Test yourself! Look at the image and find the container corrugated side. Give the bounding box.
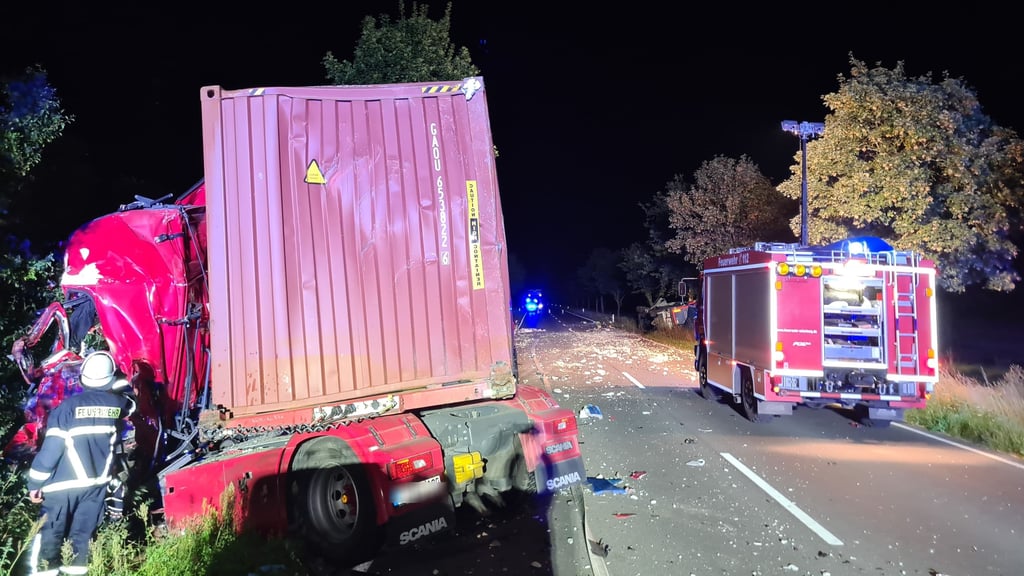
[200,78,513,416]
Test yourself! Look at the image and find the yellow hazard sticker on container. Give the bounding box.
[467,181,484,289]
[305,160,326,185]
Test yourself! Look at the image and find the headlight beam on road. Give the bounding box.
[720,452,844,546]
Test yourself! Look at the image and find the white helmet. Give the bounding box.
[80,351,118,390]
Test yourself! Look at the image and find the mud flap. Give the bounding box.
[384,495,457,548]
[535,455,587,493]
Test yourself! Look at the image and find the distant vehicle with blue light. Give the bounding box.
[523,289,545,314]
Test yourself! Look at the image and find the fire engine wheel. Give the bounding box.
[697,350,714,401]
[290,449,381,564]
[740,369,759,423]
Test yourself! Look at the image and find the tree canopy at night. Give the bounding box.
[778,55,1024,293]
[322,1,478,85]
[661,155,797,266]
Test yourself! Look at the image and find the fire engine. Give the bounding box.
[692,236,939,425]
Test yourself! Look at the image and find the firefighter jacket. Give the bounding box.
[27,388,136,494]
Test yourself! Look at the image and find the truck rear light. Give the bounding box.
[542,415,577,436]
[926,348,937,370]
[389,452,434,480]
[773,342,784,362]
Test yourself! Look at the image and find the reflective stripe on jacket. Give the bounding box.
[27,389,135,494]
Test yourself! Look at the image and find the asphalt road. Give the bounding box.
[348,307,1024,576]
[523,307,1024,576]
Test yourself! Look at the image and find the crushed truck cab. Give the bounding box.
[5,77,585,566]
[694,237,939,425]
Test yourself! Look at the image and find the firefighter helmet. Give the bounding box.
[80,351,117,390]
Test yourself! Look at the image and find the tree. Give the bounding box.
[1,67,74,229]
[577,247,626,316]
[620,242,662,308]
[663,155,796,266]
[323,2,479,85]
[0,69,72,434]
[620,193,689,308]
[778,55,1024,293]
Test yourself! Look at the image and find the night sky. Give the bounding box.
[3,2,1021,304]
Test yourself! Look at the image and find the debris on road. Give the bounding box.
[590,538,610,557]
[578,404,604,420]
[629,470,647,479]
[613,512,636,518]
[685,459,705,467]
[586,476,628,495]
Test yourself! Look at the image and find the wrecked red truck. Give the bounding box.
[5,78,586,563]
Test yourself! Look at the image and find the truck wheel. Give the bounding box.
[511,436,538,494]
[290,446,381,565]
[740,369,759,423]
[697,349,714,401]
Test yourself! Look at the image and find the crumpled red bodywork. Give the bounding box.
[5,184,208,470]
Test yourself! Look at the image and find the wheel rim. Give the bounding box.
[308,466,361,539]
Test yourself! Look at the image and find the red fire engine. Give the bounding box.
[693,237,939,425]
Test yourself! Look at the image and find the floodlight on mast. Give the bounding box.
[781,120,825,246]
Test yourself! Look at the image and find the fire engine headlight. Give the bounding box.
[811,265,822,277]
[777,263,790,276]
[795,264,806,277]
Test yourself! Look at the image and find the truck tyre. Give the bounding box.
[740,368,759,423]
[697,348,714,401]
[289,442,381,565]
[697,348,712,400]
[511,436,538,494]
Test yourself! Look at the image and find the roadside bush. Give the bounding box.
[906,365,1024,457]
[0,240,62,576]
[0,242,61,438]
[90,485,308,576]
[0,468,40,576]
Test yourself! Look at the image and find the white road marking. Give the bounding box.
[720,452,844,546]
[893,422,1024,470]
[622,371,646,389]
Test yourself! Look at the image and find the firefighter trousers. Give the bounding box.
[29,484,107,575]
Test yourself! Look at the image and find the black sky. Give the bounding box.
[3,2,1021,303]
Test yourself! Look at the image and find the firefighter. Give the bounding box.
[26,351,136,576]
